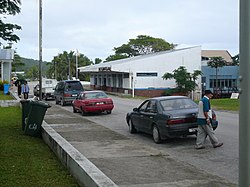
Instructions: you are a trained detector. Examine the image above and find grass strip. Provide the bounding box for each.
[210,98,239,111]
[0,91,13,100]
[0,106,79,187]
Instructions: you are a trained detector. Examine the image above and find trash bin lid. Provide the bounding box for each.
[30,100,51,108]
[20,99,31,104]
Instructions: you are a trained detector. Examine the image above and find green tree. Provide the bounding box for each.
[0,0,22,43]
[46,51,93,80]
[94,58,102,64]
[12,52,24,72]
[105,35,176,62]
[25,65,38,80]
[207,56,226,95]
[162,66,202,94]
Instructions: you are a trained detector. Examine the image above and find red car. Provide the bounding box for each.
[72,91,114,115]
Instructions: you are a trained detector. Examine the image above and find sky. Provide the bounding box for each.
[5,0,239,62]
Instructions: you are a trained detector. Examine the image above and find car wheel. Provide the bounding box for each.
[55,97,59,104]
[128,119,136,133]
[152,125,162,144]
[107,110,112,114]
[81,107,86,116]
[73,106,77,113]
[61,99,65,106]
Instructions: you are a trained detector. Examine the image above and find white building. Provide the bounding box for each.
[79,46,202,98]
[0,48,15,83]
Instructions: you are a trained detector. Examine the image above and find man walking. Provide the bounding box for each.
[21,81,29,100]
[196,90,223,149]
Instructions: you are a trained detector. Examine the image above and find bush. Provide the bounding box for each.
[162,88,187,96]
[0,80,9,91]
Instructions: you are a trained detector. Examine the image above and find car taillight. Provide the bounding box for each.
[167,117,196,125]
[64,93,71,97]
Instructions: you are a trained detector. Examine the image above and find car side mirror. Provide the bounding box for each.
[133,108,138,112]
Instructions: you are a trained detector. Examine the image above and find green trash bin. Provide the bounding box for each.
[20,100,31,131]
[24,100,51,137]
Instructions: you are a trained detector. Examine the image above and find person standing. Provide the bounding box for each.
[196,90,223,149]
[21,81,29,99]
[15,80,22,98]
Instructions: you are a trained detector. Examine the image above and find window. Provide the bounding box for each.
[209,79,237,89]
[136,72,158,77]
[146,101,157,113]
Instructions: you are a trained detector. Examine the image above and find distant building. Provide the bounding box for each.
[0,48,15,82]
[79,46,202,99]
[201,50,239,97]
[201,50,233,65]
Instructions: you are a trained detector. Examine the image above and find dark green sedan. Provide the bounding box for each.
[126,96,218,143]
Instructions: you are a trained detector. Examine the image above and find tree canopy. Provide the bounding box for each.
[46,51,93,81]
[105,35,176,62]
[0,0,22,43]
[162,66,201,94]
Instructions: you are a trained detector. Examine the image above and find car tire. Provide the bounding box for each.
[152,125,162,144]
[55,97,59,104]
[81,108,86,116]
[128,119,137,133]
[107,110,112,114]
[73,106,77,113]
[61,99,65,106]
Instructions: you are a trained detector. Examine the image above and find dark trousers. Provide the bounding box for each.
[23,92,29,99]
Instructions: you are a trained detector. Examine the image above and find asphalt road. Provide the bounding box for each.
[52,95,238,185]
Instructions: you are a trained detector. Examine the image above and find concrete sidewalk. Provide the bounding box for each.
[42,104,236,187]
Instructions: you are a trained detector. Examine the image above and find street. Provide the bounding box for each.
[54,95,238,185]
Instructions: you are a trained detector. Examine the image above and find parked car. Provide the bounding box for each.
[54,80,84,106]
[126,96,218,144]
[72,90,114,115]
[33,79,57,100]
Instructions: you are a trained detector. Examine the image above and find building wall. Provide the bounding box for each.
[112,46,202,90]
[0,49,14,82]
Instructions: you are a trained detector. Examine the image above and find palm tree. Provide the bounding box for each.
[207,56,226,97]
[46,51,93,80]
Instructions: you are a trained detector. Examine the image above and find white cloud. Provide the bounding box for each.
[4,0,239,61]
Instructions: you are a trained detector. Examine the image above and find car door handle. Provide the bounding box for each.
[149,116,153,119]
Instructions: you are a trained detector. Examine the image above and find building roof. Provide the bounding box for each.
[201,50,232,63]
[79,46,201,73]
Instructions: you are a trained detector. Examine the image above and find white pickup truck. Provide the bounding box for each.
[33,79,57,100]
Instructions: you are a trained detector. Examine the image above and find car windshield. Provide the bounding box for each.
[66,82,83,91]
[85,92,108,99]
[160,98,197,111]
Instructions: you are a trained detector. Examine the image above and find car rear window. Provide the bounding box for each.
[160,98,197,111]
[65,82,83,91]
[85,92,108,99]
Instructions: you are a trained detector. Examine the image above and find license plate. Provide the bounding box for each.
[72,94,77,97]
[96,102,104,105]
[189,128,197,133]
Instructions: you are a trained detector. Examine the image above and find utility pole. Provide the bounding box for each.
[239,0,250,186]
[76,50,79,80]
[38,0,42,100]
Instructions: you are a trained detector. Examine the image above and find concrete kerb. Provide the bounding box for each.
[0,89,20,107]
[42,121,118,187]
